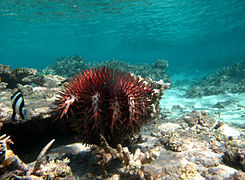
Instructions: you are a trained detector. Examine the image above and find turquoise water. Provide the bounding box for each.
[1,0,245,76]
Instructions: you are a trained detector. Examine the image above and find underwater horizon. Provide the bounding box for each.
[1,0,245,79]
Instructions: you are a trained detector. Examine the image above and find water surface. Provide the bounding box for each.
[0,0,245,77]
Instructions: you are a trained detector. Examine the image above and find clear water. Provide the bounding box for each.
[1,0,245,77]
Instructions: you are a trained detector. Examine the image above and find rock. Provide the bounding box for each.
[12,67,37,82]
[0,74,70,155]
[0,82,64,123]
[180,110,215,130]
[0,64,37,88]
[213,100,238,109]
[222,149,245,171]
[22,74,66,88]
[213,102,226,109]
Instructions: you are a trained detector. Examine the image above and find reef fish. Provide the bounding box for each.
[11,89,27,121]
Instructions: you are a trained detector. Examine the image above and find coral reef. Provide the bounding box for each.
[186,60,245,97]
[41,56,171,82]
[79,109,243,179]
[55,67,169,145]
[0,72,66,122]
[0,77,69,158]
[21,74,66,88]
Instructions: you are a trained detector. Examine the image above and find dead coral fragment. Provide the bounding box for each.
[40,157,72,179]
[32,139,56,174]
[92,135,160,178]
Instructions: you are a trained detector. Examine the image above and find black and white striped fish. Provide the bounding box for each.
[11,89,28,121]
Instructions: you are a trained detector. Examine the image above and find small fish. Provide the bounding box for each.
[11,89,28,121]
